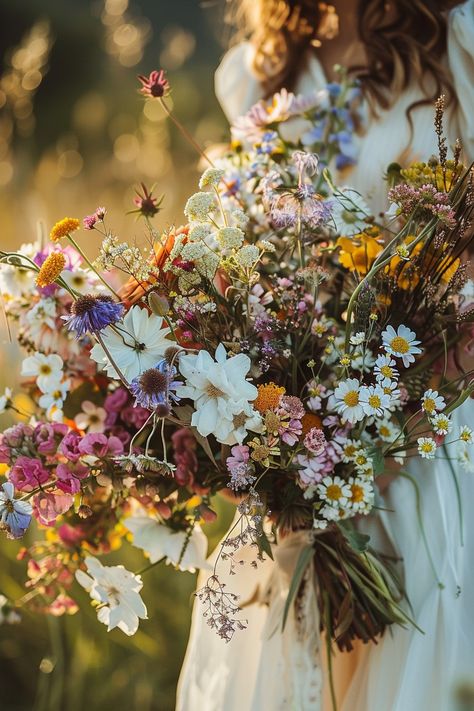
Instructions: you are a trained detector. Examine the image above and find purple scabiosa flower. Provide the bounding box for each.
[63,294,124,338]
[129,360,179,413]
[226,445,255,490]
[0,482,32,539]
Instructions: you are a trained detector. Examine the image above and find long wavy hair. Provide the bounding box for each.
[232,0,460,114]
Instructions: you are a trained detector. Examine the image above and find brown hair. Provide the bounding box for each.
[232,1,460,113]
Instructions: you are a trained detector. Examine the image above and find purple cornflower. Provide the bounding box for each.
[129,360,179,413]
[63,294,124,338]
[0,482,32,539]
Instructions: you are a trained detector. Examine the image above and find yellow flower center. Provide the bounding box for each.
[343,390,359,407]
[420,442,434,453]
[351,484,364,503]
[423,398,435,414]
[379,425,390,437]
[326,484,343,501]
[344,444,357,457]
[368,395,381,409]
[390,336,409,354]
[40,365,52,375]
[380,365,393,378]
[233,412,248,429]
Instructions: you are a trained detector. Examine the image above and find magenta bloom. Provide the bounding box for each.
[304,427,326,455]
[9,456,50,492]
[83,213,97,230]
[78,433,123,458]
[56,462,89,494]
[32,490,73,526]
[33,423,68,456]
[138,69,170,98]
[59,432,82,462]
[2,423,34,449]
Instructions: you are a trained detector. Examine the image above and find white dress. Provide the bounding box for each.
[177,3,474,709]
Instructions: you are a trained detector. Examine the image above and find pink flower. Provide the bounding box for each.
[280,396,305,420]
[138,69,170,98]
[83,213,97,230]
[121,404,150,429]
[304,427,326,455]
[32,490,73,525]
[56,462,89,494]
[78,433,123,458]
[226,445,255,490]
[59,432,82,462]
[47,594,79,616]
[33,423,68,455]
[9,456,50,492]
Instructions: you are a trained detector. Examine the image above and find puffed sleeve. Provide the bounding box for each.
[448,0,474,159]
[214,42,264,122]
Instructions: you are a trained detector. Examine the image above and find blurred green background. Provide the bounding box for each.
[0,1,233,708]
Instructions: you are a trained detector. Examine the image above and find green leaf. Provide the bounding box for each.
[338,522,370,553]
[63,382,103,419]
[256,530,274,561]
[371,447,385,476]
[282,544,314,631]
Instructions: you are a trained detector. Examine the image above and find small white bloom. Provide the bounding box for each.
[341,439,363,463]
[421,389,445,416]
[38,380,70,417]
[317,475,352,507]
[90,306,172,382]
[376,418,400,443]
[458,445,474,472]
[75,556,147,636]
[353,449,374,475]
[184,192,215,222]
[217,227,244,250]
[417,437,437,459]
[374,354,399,385]
[235,244,259,268]
[381,324,422,367]
[359,384,391,417]
[459,425,474,444]
[430,413,452,436]
[0,388,13,414]
[21,353,64,392]
[333,378,364,424]
[347,476,374,513]
[125,516,210,572]
[350,331,365,346]
[199,168,224,189]
[319,504,341,522]
[330,188,371,236]
[74,400,107,433]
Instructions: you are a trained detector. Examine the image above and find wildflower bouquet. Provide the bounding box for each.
[0,70,473,658]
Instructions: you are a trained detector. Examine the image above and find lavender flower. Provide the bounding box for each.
[63,295,124,338]
[0,482,32,539]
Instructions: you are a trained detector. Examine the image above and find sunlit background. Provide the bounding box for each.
[0,1,233,709]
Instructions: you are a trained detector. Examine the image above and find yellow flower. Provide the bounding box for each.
[50,217,80,242]
[36,251,66,287]
[400,160,462,192]
[254,382,286,414]
[337,229,384,276]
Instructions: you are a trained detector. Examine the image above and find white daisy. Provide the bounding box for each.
[0,388,13,414]
[430,413,452,436]
[341,439,363,463]
[458,445,474,472]
[381,324,422,367]
[177,344,258,444]
[124,516,210,573]
[90,305,172,382]
[75,556,147,636]
[21,353,64,392]
[350,331,366,346]
[38,380,70,417]
[333,378,364,424]
[417,437,437,459]
[330,188,371,236]
[317,475,352,507]
[348,476,374,513]
[379,380,402,411]
[460,425,474,445]
[421,389,446,415]
[74,401,107,433]
[353,449,374,475]
[376,418,400,443]
[359,384,391,417]
[374,354,399,386]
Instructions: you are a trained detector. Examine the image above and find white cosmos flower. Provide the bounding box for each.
[330,188,371,236]
[177,344,258,443]
[333,378,364,424]
[38,380,70,417]
[124,516,210,573]
[90,305,172,382]
[359,384,391,417]
[212,399,262,445]
[75,556,147,636]
[74,400,107,433]
[21,353,63,392]
[381,324,422,367]
[0,388,13,414]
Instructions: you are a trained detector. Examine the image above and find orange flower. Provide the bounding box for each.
[254,382,286,413]
[36,252,66,287]
[301,412,322,437]
[50,217,80,243]
[337,229,384,276]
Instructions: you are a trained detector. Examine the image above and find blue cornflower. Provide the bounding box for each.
[64,294,124,338]
[130,359,180,414]
[0,482,32,539]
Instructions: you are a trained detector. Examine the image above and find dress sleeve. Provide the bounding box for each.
[214,42,264,122]
[447,0,474,159]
